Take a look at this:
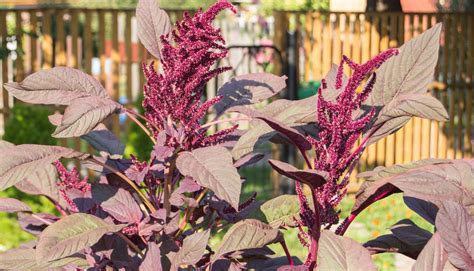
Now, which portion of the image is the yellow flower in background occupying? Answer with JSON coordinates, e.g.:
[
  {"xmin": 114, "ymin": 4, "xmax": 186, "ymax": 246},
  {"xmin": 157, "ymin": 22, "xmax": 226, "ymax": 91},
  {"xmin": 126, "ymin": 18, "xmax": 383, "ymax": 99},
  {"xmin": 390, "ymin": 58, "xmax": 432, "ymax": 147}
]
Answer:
[
  {"xmin": 405, "ymin": 209, "xmax": 412, "ymax": 218},
  {"xmin": 371, "ymin": 218, "xmax": 380, "ymax": 226},
  {"xmin": 386, "ymin": 212, "xmax": 393, "ymax": 220},
  {"xmin": 372, "ymin": 230, "xmax": 380, "ymax": 238},
  {"xmin": 381, "ymin": 200, "xmax": 388, "ymax": 207}
]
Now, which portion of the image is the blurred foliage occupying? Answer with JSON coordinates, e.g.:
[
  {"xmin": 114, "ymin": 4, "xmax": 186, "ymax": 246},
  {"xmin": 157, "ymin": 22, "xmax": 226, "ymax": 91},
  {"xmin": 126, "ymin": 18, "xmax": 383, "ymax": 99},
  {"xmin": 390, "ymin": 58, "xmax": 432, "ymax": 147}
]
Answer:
[
  {"xmin": 260, "ymin": 0, "xmax": 329, "ymax": 13},
  {"xmin": 125, "ymin": 94, "xmax": 154, "ymax": 161},
  {"xmin": 0, "ymin": 103, "xmax": 58, "ymax": 251}
]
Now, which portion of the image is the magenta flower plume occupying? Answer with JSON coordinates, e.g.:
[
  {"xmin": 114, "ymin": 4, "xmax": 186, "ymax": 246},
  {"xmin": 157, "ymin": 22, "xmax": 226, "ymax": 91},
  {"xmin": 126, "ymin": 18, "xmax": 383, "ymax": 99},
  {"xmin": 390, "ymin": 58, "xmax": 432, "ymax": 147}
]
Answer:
[
  {"xmin": 54, "ymin": 160, "xmax": 90, "ymax": 213},
  {"xmin": 299, "ymin": 49, "xmax": 399, "ymax": 231},
  {"xmin": 143, "ymin": 0, "xmax": 237, "ymax": 150}
]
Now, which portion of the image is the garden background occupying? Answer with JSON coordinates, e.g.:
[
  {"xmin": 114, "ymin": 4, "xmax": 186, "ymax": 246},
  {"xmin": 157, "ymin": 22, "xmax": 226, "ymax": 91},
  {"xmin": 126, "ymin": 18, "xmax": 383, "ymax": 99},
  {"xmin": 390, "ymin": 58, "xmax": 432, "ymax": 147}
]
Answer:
[{"xmin": 0, "ymin": 0, "xmax": 472, "ymax": 269}]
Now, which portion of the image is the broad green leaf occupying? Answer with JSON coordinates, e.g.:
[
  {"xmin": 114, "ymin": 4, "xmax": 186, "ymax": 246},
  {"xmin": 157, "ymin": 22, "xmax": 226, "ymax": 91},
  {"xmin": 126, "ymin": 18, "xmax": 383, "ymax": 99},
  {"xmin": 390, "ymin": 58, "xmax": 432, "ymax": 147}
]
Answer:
[
  {"xmin": 268, "ymin": 159, "xmax": 327, "ymax": 188},
  {"xmin": 260, "ymin": 194, "xmax": 301, "ymax": 228},
  {"xmin": 212, "ymin": 219, "xmax": 282, "ymax": 262},
  {"xmin": 0, "ymin": 144, "xmax": 87, "ymax": 191},
  {"xmin": 367, "ymin": 24, "xmax": 445, "ymax": 144},
  {"xmin": 412, "ymin": 232, "xmax": 457, "ymax": 271},
  {"xmin": 0, "ymin": 197, "xmax": 31, "ymax": 213},
  {"xmin": 318, "ymin": 230, "xmax": 376, "ymax": 271},
  {"xmin": 4, "ymin": 67, "xmax": 109, "ymax": 105},
  {"xmin": 176, "ymin": 146, "xmax": 241, "ymax": 209},
  {"xmin": 215, "ymin": 73, "xmax": 287, "ymax": 115},
  {"xmin": 170, "ymin": 230, "xmax": 210, "ymax": 269},
  {"xmin": 52, "ymin": 96, "xmax": 121, "ymax": 138},
  {"xmin": 136, "ymin": 0, "xmax": 171, "ymax": 59},
  {"xmin": 435, "ymin": 201, "xmax": 474, "ymax": 270},
  {"xmin": 92, "ymin": 184, "xmax": 142, "ymax": 223},
  {"xmin": 36, "ymin": 213, "xmax": 125, "ymax": 263}
]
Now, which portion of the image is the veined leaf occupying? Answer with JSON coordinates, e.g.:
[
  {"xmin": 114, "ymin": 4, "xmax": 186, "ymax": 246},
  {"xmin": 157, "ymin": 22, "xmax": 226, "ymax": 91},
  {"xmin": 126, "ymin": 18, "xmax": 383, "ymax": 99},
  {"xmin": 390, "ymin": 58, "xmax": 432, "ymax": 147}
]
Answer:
[
  {"xmin": 412, "ymin": 232, "xmax": 457, "ymax": 271},
  {"xmin": 36, "ymin": 213, "xmax": 125, "ymax": 263},
  {"xmin": 0, "ymin": 197, "xmax": 31, "ymax": 213},
  {"xmin": 52, "ymin": 96, "xmax": 121, "ymax": 138},
  {"xmin": 259, "ymin": 194, "xmax": 301, "ymax": 228},
  {"xmin": 367, "ymin": 23, "xmax": 444, "ymax": 144},
  {"xmin": 268, "ymin": 159, "xmax": 327, "ymax": 188},
  {"xmin": 234, "ymin": 153, "xmax": 265, "ymax": 169},
  {"xmin": 170, "ymin": 230, "xmax": 210, "ymax": 269},
  {"xmin": 0, "ymin": 144, "xmax": 87, "ymax": 191},
  {"xmin": 403, "ymin": 196, "xmax": 438, "ymax": 225},
  {"xmin": 4, "ymin": 67, "xmax": 109, "ymax": 105},
  {"xmin": 140, "ymin": 242, "xmax": 163, "ymax": 271},
  {"xmin": 212, "ymin": 219, "xmax": 282, "ymax": 262},
  {"xmin": 81, "ymin": 123, "xmax": 125, "ymax": 156},
  {"xmin": 435, "ymin": 201, "xmax": 474, "ymax": 270},
  {"xmin": 318, "ymin": 230, "xmax": 376, "ymax": 271},
  {"xmin": 352, "ymin": 160, "xmax": 474, "ymax": 218},
  {"xmin": 92, "ymin": 184, "xmax": 143, "ymax": 223},
  {"xmin": 136, "ymin": 0, "xmax": 172, "ymax": 59},
  {"xmin": 176, "ymin": 146, "xmax": 241, "ymax": 209},
  {"xmin": 215, "ymin": 73, "xmax": 287, "ymax": 115},
  {"xmin": 0, "ymin": 140, "xmax": 14, "ymax": 149},
  {"xmin": 0, "ymin": 248, "xmax": 89, "ymax": 270},
  {"xmin": 15, "ymin": 164, "xmax": 63, "ymax": 204}
]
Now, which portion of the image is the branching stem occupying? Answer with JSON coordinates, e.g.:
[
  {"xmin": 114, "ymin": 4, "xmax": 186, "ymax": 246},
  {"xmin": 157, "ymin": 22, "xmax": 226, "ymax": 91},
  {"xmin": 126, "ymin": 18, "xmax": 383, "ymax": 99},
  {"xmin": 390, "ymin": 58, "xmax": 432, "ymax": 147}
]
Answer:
[
  {"xmin": 125, "ymin": 110, "xmax": 157, "ymax": 145},
  {"xmin": 116, "ymin": 231, "xmax": 144, "ymax": 257}
]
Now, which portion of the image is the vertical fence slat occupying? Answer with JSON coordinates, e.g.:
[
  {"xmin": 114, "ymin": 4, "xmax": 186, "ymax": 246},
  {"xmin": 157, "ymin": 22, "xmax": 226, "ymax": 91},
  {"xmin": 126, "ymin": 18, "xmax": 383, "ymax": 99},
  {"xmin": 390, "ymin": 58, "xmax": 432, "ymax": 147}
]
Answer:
[
  {"xmin": 456, "ymin": 15, "xmax": 466, "ymax": 159},
  {"xmin": 29, "ymin": 10, "xmax": 38, "ymax": 73},
  {"xmin": 111, "ymin": 10, "xmax": 120, "ymax": 136},
  {"xmin": 467, "ymin": 15, "xmax": 474, "ymax": 157},
  {"xmin": 429, "ymin": 14, "xmax": 440, "ymax": 158},
  {"xmin": 395, "ymin": 13, "xmax": 405, "ymax": 164},
  {"xmin": 1, "ymin": 11, "xmax": 9, "ymax": 123},
  {"xmin": 447, "ymin": 15, "xmax": 458, "ymax": 159},
  {"xmin": 304, "ymin": 12, "xmax": 311, "ymax": 82},
  {"xmin": 42, "ymin": 9, "xmax": 53, "ymax": 69},
  {"xmin": 55, "ymin": 10, "xmax": 66, "ymax": 67},
  {"xmin": 322, "ymin": 14, "xmax": 332, "ymax": 76},
  {"xmin": 412, "ymin": 15, "xmax": 423, "ymax": 161},
  {"xmin": 439, "ymin": 14, "xmax": 450, "ymax": 159},
  {"xmin": 312, "ymin": 13, "xmax": 322, "ymax": 79},
  {"xmin": 15, "ymin": 11, "xmax": 25, "ymax": 81},
  {"xmin": 421, "ymin": 15, "xmax": 431, "ymax": 159},
  {"xmin": 403, "ymin": 14, "xmax": 415, "ymax": 163}
]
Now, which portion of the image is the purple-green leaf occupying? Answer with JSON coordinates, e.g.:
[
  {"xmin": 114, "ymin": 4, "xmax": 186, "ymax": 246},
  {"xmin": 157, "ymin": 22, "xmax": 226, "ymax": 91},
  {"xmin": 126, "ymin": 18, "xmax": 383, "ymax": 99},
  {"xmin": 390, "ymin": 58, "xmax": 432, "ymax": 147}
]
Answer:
[
  {"xmin": 403, "ymin": 196, "xmax": 438, "ymax": 225},
  {"xmin": 52, "ymin": 96, "xmax": 121, "ymax": 138},
  {"xmin": 367, "ymin": 23, "xmax": 444, "ymax": 144},
  {"xmin": 140, "ymin": 242, "xmax": 163, "ymax": 271},
  {"xmin": 0, "ymin": 198, "xmax": 31, "ymax": 213},
  {"xmin": 136, "ymin": 0, "xmax": 172, "ymax": 59},
  {"xmin": 0, "ymin": 144, "xmax": 87, "ymax": 191},
  {"xmin": 15, "ymin": 164, "xmax": 63, "ymax": 205},
  {"xmin": 169, "ymin": 230, "xmax": 210, "ymax": 269},
  {"xmin": 4, "ymin": 67, "xmax": 109, "ymax": 105},
  {"xmin": 234, "ymin": 152, "xmax": 265, "ymax": 169},
  {"xmin": 215, "ymin": 73, "xmax": 287, "ymax": 115},
  {"xmin": 176, "ymin": 146, "xmax": 241, "ymax": 209},
  {"xmin": 318, "ymin": 230, "xmax": 377, "ymax": 271},
  {"xmin": 259, "ymin": 194, "xmax": 301, "ymax": 228},
  {"xmin": 412, "ymin": 232, "xmax": 457, "ymax": 271},
  {"xmin": 211, "ymin": 219, "xmax": 283, "ymax": 262},
  {"xmin": 36, "ymin": 213, "xmax": 125, "ymax": 263},
  {"xmin": 0, "ymin": 248, "xmax": 88, "ymax": 270},
  {"xmin": 92, "ymin": 184, "xmax": 143, "ymax": 223},
  {"xmin": 435, "ymin": 201, "xmax": 474, "ymax": 270},
  {"xmin": 268, "ymin": 159, "xmax": 327, "ymax": 188},
  {"xmin": 81, "ymin": 123, "xmax": 125, "ymax": 156}
]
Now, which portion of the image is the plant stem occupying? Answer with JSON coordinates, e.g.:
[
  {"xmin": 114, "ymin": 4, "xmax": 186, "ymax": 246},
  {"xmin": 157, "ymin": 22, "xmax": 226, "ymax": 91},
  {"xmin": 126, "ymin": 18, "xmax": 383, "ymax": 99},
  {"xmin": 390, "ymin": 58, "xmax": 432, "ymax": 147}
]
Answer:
[
  {"xmin": 200, "ymin": 117, "xmax": 251, "ymax": 129},
  {"xmin": 280, "ymin": 240, "xmax": 294, "ymax": 266},
  {"xmin": 175, "ymin": 189, "xmax": 208, "ymax": 237},
  {"xmin": 163, "ymin": 161, "xmax": 176, "ymax": 218},
  {"xmin": 116, "ymin": 231, "xmax": 144, "ymax": 257},
  {"xmin": 125, "ymin": 110, "xmax": 157, "ymax": 145},
  {"xmin": 306, "ymin": 190, "xmax": 321, "ymax": 269},
  {"xmin": 87, "ymin": 158, "xmax": 156, "ymax": 213}
]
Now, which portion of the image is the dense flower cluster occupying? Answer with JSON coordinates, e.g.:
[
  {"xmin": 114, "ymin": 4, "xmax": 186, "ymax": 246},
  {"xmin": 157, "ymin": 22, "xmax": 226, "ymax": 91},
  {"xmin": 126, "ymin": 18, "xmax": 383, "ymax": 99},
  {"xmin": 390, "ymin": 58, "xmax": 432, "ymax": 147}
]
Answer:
[
  {"xmin": 143, "ymin": 0, "xmax": 238, "ymax": 150},
  {"xmin": 54, "ymin": 160, "xmax": 90, "ymax": 213},
  {"xmin": 297, "ymin": 49, "xmax": 399, "ymax": 231}
]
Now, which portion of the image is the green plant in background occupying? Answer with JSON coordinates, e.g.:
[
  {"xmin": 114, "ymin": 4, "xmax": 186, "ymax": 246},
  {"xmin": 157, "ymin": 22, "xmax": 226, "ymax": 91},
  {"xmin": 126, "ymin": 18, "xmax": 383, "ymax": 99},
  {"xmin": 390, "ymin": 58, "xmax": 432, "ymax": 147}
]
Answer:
[
  {"xmin": 0, "ymin": 103, "xmax": 58, "ymax": 251},
  {"xmin": 260, "ymin": 0, "xmax": 329, "ymax": 13}
]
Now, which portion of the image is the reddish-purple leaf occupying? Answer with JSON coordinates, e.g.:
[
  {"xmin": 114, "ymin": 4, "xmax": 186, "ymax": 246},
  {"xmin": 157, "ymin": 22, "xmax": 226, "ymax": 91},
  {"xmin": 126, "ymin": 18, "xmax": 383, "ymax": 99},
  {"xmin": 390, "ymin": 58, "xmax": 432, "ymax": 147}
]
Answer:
[
  {"xmin": 234, "ymin": 153, "xmax": 265, "ymax": 169},
  {"xmin": 0, "ymin": 144, "xmax": 87, "ymax": 191},
  {"xmin": 136, "ymin": 0, "xmax": 172, "ymax": 59},
  {"xmin": 52, "ymin": 96, "xmax": 122, "ymax": 138},
  {"xmin": 268, "ymin": 159, "xmax": 328, "ymax": 188},
  {"xmin": 351, "ymin": 159, "xmax": 473, "ymax": 222},
  {"xmin": 176, "ymin": 146, "xmax": 241, "ymax": 209},
  {"xmin": 140, "ymin": 242, "xmax": 163, "ymax": 271},
  {"xmin": 4, "ymin": 67, "xmax": 109, "ymax": 105},
  {"xmin": 412, "ymin": 232, "xmax": 457, "ymax": 271},
  {"xmin": 81, "ymin": 123, "xmax": 125, "ymax": 156},
  {"xmin": 435, "ymin": 201, "xmax": 474, "ymax": 270},
  {"xmin": 92, "ymin": 184, "xmax": 143, "ymax": 223},
  {"xmin": 277, "ymin": 265, "xmax": 308, "ymax": 271},
  {"xmin": 15, "ymin": 164, "xmax": 63, "ymax": 205},
  {"xmin": 18, "ymin": 212, "xmax": 59, "ymax": 236},
  {"xmin": 169, "ymin": 230, "xmax": 210, "ymax": 269},
  {"xmin": 215, "ymin": 73, "xmax": 287, "ymax": 115},
  {"xmin": 0, "ymin": 140, "xmax": 14, "ymax": 149},
  {"xmin": 367, "ymin": 24, "xmax": 444, "ymax": 144},
  {"xmin": 36, "ymin": 213, "xmax": 125, "ymax": 263},
  {"xmin": 403, "ymin": 196, "xmax": 438, "ymax": 225},
  {"xmin": 0, "ymin": 198, "xmax": 31, "ymax": 213},
  {"xmin": 318, "ymin": 230, "xmax": 377, "ymax": 271}
]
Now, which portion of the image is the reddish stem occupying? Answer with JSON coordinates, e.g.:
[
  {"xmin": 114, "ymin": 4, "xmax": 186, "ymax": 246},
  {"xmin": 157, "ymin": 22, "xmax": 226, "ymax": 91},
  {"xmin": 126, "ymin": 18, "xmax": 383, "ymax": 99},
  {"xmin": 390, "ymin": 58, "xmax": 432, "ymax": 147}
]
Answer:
[
  {"xmin": 306, "ymin": 189, "xmax": 322, "ymax": 269},
  {"xmin": 280, "ymin": 240, "xmax": 294, "ymax": 266}
]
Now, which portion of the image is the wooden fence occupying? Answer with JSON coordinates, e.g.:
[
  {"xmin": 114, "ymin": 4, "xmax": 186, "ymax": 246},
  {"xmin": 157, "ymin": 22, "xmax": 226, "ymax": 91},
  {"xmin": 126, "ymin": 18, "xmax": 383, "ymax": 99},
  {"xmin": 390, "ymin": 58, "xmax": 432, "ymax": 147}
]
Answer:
[
  {"xmin": 273, "ymin": 11, "xmax": 474, "ymax": 190},
  {"xmin": 0, "ymin": 7, "xmax": 473, "ymax": 192}
]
